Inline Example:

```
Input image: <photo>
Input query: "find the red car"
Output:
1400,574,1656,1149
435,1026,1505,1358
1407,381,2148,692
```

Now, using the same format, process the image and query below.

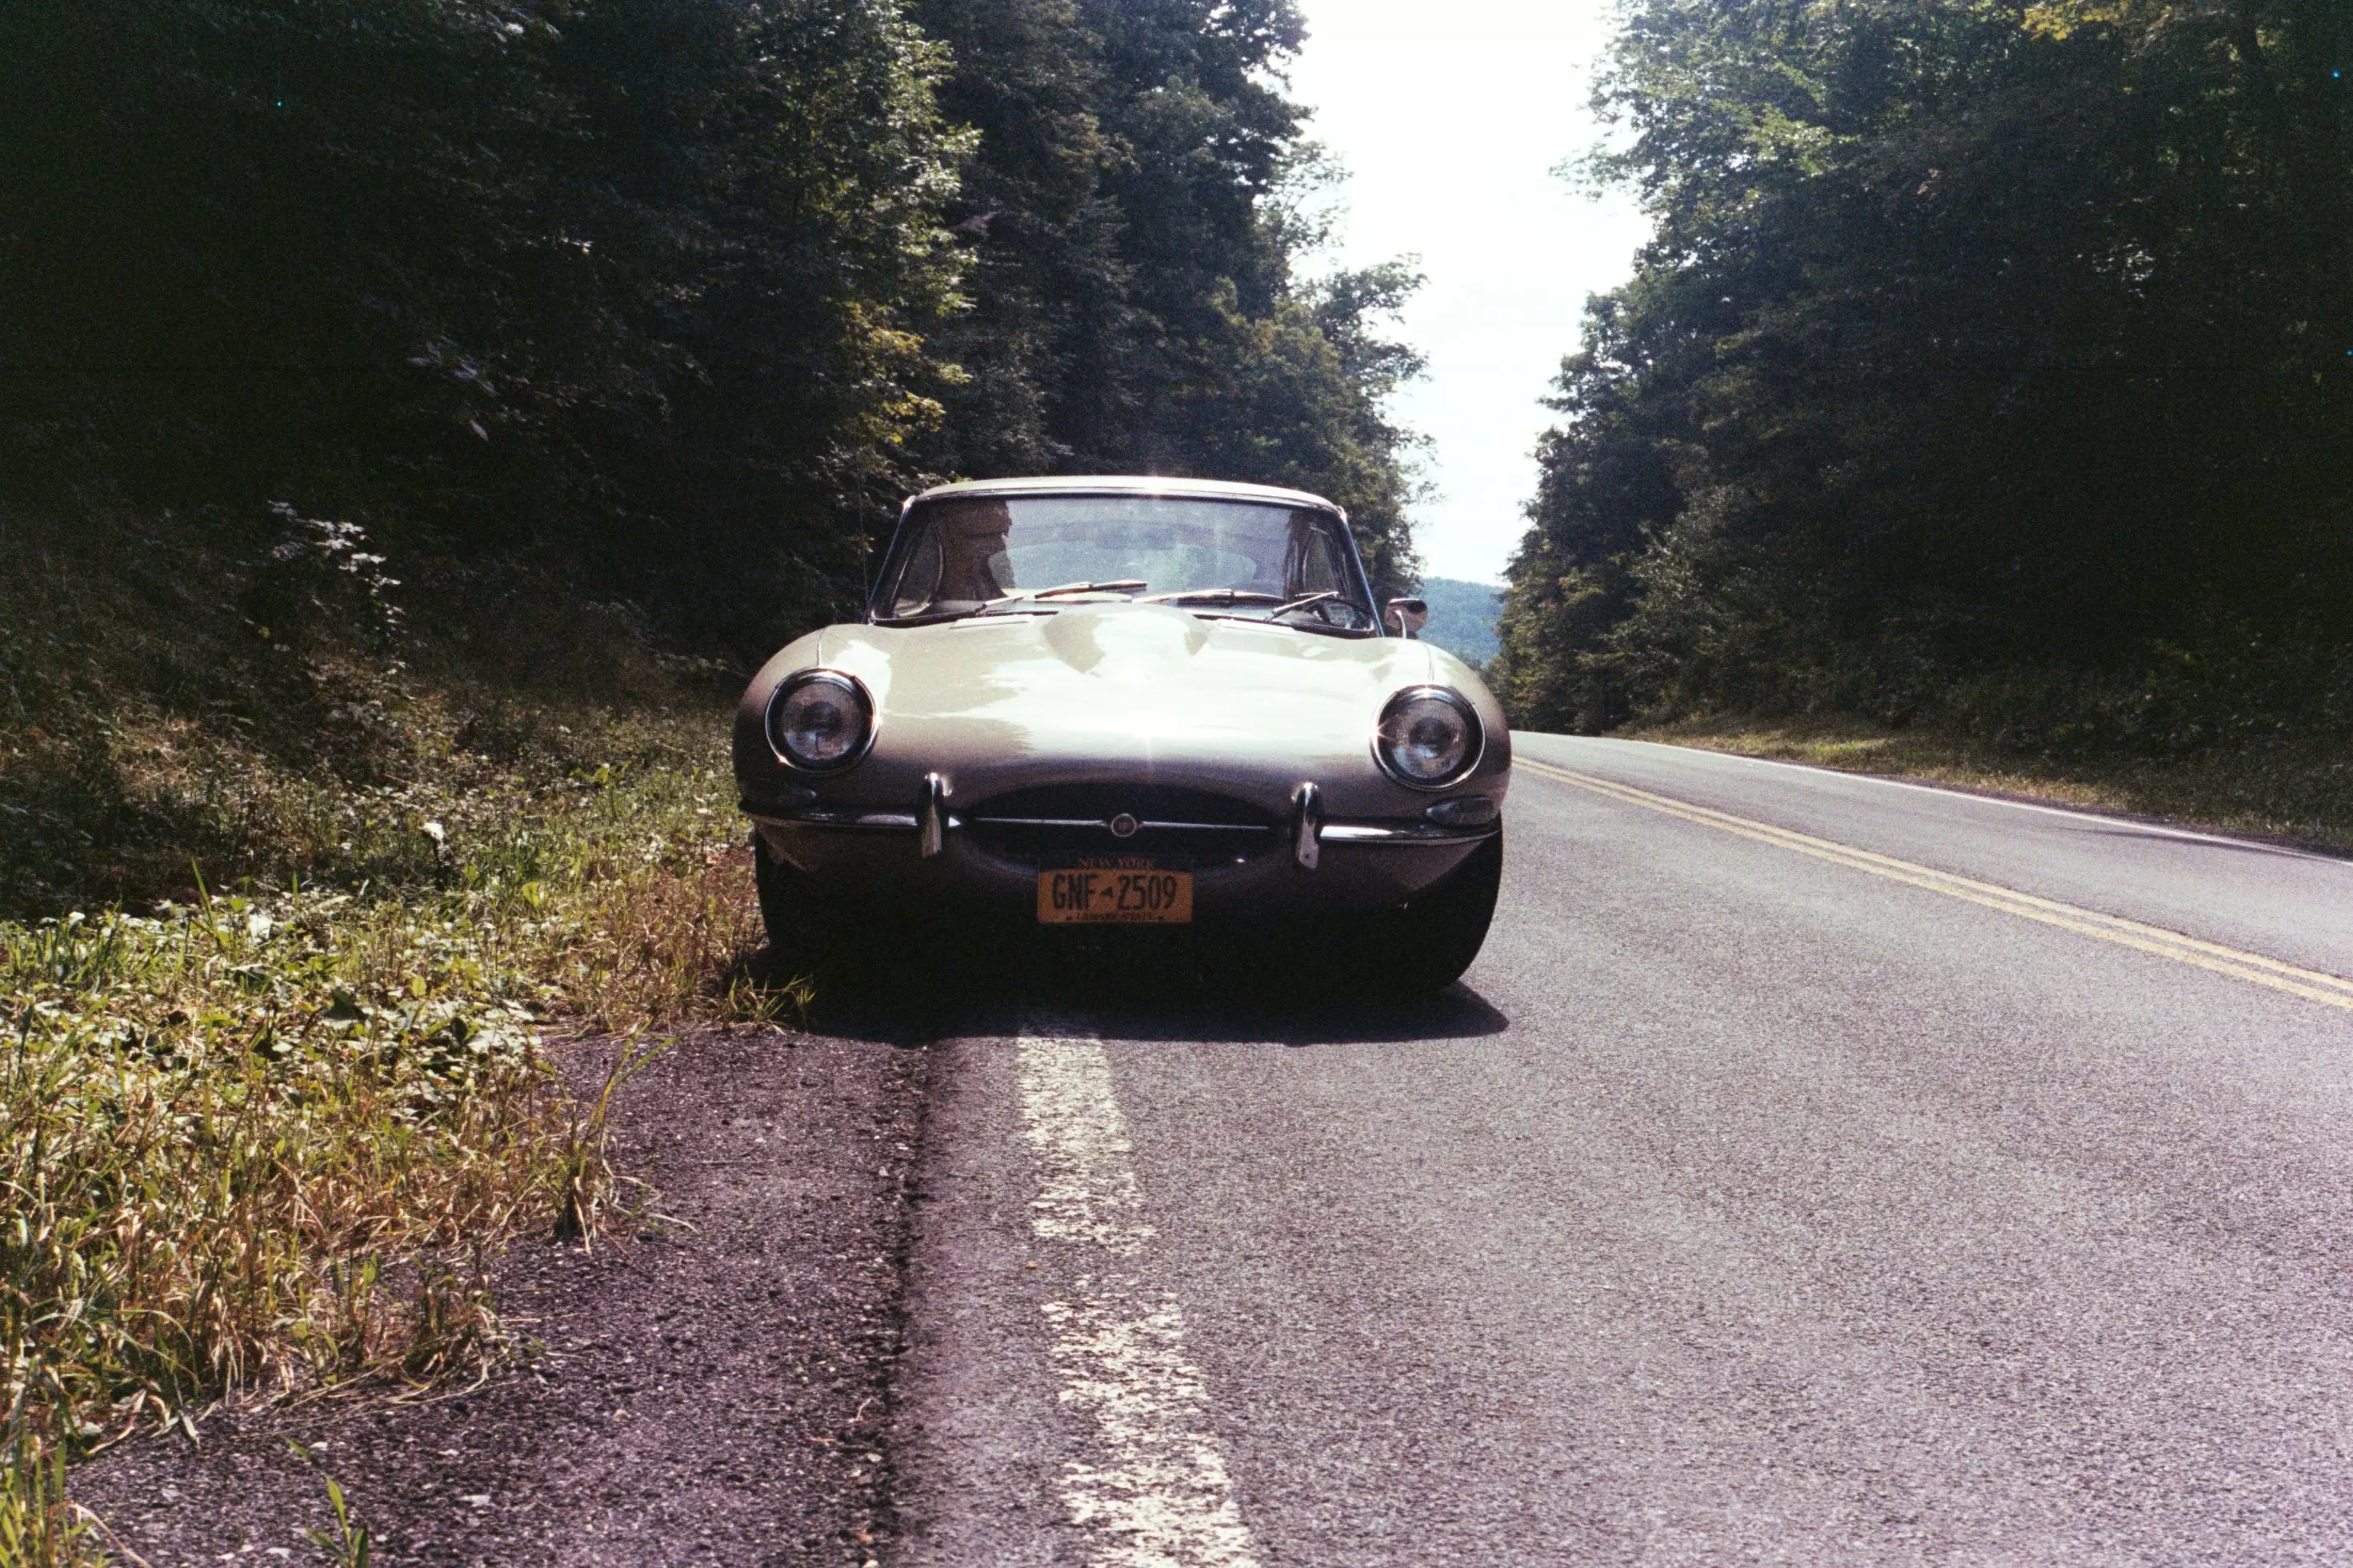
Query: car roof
906,474,1344,514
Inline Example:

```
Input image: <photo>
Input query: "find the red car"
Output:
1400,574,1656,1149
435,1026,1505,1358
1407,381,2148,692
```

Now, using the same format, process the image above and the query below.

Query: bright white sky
1286,0,1652,584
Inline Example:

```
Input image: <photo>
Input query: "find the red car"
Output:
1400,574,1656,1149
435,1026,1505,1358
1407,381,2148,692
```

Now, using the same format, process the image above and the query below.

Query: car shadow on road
778,931,1511,1047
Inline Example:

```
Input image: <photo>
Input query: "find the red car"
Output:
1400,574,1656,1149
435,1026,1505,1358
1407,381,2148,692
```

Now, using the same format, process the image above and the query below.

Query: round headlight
1374,686,1482,789
765,670,874,774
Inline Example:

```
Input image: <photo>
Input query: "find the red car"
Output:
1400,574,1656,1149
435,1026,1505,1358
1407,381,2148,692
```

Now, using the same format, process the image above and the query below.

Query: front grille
962,783,1279,868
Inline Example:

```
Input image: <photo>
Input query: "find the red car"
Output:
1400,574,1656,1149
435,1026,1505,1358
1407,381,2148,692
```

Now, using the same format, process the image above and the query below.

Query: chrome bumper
739,796,1499,854
741,786,1497,914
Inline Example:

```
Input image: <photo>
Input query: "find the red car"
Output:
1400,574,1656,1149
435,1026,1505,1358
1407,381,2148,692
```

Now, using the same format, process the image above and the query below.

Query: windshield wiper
1186,588,1374,630
880,579,1151,626
977,579,1148,614
1195,590,1343,621
1185,590,1367,634
1265,590,1342,618
1140,587,1284,606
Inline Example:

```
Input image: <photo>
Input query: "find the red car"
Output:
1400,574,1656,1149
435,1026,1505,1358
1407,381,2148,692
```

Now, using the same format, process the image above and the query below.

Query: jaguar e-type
733,476,1511,990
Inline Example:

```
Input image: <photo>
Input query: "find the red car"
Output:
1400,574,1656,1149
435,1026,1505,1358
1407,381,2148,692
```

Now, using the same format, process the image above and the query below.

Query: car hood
736,603,1510,818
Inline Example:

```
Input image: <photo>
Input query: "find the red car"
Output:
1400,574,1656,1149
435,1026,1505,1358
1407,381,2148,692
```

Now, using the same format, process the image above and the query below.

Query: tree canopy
0,0,1425,649
1491,0,2352,753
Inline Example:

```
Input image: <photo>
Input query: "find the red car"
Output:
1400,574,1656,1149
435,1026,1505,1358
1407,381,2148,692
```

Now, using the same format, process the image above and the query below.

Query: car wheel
751,832,919,995
1351,828,1502,994
752,831,835,967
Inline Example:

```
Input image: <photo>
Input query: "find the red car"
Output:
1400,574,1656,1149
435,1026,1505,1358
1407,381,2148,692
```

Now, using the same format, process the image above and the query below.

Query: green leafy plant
286,1441,372,1568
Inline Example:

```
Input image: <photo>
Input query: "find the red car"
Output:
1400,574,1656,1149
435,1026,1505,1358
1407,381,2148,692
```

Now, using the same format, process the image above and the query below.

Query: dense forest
0,0,1423,650
1491,0,2352,759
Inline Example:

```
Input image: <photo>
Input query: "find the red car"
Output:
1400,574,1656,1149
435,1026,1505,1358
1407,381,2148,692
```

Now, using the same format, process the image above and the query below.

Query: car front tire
750,831,922,991
1349,828,1502,994
752,830,836,968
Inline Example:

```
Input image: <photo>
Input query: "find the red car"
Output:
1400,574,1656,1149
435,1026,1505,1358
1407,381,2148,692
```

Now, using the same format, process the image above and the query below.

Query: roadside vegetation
1,500,786,1559
1491,0,2353,812
1629,713,2353,853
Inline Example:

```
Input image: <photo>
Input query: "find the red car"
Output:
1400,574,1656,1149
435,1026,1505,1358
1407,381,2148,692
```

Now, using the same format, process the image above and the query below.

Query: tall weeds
0,502,808,1544
0,730,792,1547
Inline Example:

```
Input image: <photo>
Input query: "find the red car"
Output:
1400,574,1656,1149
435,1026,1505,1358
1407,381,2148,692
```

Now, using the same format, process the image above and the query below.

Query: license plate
1037,863,1194,925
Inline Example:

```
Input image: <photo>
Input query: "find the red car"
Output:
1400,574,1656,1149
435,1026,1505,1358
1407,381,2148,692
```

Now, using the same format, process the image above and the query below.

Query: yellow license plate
1037,865,1194,925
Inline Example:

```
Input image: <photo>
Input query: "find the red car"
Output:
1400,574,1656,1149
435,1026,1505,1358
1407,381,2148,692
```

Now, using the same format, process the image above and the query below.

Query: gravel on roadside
73,1028,929,1567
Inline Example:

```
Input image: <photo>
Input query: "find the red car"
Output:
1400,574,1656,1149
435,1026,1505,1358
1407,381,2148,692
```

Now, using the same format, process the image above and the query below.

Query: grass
0,1436,94,1567
0,498,810,1559
1627,711,2353,853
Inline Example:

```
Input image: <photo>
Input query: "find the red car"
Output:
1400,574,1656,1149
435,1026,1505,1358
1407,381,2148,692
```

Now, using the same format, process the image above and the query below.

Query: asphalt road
888,737,2353,1566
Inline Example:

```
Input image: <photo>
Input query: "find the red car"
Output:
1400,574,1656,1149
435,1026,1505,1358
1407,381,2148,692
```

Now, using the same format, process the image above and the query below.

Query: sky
1285,0,1653,584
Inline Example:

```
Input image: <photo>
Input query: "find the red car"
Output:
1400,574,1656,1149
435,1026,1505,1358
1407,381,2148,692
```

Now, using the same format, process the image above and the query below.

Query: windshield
874,494,1378,632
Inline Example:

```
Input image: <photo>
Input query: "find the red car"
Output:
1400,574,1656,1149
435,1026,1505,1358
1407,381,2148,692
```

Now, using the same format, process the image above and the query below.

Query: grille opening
962,784,1279,869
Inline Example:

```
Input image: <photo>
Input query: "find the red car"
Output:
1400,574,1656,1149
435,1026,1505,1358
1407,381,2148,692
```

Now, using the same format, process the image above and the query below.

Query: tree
1492,0,2353,746
0,0,971,645
913,0,1428,596
0,0,1428,647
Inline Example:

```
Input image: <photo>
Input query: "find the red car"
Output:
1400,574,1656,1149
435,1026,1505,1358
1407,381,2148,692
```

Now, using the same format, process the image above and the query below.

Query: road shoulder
74,1029,926,1566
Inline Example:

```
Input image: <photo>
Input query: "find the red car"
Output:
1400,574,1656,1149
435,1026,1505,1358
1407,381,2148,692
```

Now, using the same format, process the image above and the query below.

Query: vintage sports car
733,476,1511,991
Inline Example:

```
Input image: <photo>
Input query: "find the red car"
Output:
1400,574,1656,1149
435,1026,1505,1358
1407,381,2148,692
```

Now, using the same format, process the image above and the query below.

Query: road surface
889,736,2353,1566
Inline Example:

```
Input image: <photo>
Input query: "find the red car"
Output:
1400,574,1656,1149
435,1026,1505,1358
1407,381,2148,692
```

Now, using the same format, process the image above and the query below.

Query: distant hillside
1415,577,1503,666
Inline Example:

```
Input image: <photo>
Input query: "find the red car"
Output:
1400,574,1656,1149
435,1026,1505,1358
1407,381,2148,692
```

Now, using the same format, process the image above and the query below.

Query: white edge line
1519,734,2352,867
1016,1032,1264,1568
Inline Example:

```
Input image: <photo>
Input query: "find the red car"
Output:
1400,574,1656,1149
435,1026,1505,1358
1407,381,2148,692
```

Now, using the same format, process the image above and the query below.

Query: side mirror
1385,597,1429,638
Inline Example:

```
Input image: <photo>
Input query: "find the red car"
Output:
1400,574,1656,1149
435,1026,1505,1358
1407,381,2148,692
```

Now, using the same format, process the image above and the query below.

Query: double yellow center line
1518,758,2353,1014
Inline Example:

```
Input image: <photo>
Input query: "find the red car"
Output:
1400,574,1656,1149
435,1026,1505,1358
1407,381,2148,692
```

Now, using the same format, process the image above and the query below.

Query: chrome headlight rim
764,668,878,775
1371,684,1484,791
